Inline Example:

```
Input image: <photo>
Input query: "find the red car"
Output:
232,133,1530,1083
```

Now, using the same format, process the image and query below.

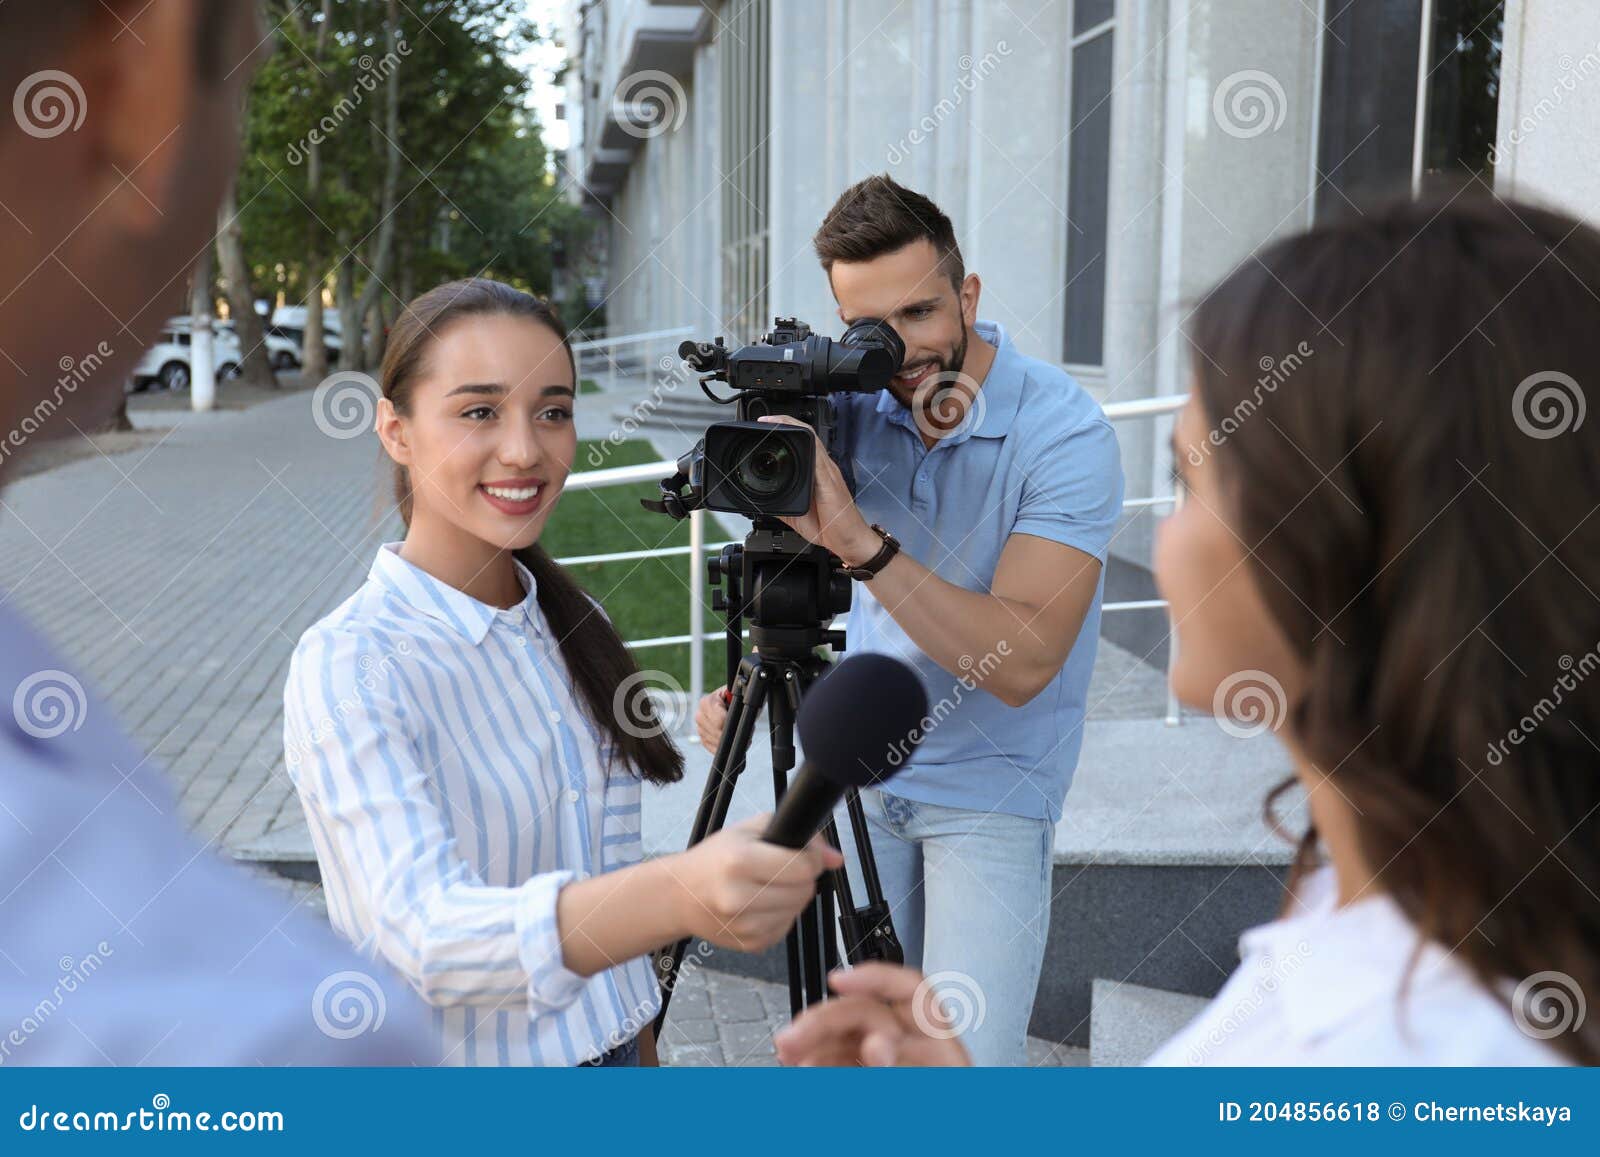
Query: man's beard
892,328,969,410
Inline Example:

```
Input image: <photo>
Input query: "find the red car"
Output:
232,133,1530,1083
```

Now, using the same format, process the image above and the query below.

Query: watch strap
843,524,900,580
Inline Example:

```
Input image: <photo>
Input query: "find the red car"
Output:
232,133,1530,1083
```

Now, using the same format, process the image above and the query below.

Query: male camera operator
696,174,1125,1064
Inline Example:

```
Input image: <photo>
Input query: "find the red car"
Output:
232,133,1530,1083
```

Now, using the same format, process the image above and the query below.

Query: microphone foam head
796,653,929,788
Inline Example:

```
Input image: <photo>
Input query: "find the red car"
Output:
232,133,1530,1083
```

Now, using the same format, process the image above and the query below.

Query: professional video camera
643,316,904,519
642,316,912,1026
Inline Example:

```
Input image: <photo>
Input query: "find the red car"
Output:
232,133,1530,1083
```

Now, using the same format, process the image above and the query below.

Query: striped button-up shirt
281,542,659,1066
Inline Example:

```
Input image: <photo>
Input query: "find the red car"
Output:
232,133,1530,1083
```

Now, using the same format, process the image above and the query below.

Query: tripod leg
652,659,769,1033
841,786,904,965
819,817,853,974
768,670,830,1012
707,667,769,834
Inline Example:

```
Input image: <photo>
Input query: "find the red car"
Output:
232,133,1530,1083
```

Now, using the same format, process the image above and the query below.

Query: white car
269,305,343,363
217,318,301,371
130,319,243,392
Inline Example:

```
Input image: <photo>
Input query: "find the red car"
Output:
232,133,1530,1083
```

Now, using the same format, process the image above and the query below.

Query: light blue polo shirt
832,319,1124,822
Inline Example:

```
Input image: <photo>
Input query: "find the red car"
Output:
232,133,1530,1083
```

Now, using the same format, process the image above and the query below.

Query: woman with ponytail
282,279,840,1067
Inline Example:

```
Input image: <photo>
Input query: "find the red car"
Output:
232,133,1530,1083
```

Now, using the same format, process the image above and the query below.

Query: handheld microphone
762,653,929,849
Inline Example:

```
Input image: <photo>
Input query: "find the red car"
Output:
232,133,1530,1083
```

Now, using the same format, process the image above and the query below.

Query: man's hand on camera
755,415,883,566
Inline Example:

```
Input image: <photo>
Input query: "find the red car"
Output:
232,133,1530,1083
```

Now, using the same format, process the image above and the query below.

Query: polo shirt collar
873,318,1023,444
369,541,540,645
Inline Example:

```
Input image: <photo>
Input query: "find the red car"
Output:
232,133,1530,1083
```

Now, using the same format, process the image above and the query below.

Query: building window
1317,0,1503,214
1422,0,1503,181
1063,2,1114,367
721,0,770,340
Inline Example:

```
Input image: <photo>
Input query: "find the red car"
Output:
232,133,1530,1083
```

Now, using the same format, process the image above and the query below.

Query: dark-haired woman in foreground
283,279,841,1066
775,194,1599,1066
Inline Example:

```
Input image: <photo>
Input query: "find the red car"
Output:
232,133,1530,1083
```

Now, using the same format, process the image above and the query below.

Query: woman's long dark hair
378,278,683,786
1189,194,1599,1063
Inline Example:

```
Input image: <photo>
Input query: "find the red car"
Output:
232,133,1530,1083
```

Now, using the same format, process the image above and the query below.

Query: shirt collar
1238,865,1459,1044
369,542,540,645
873,318,1024,444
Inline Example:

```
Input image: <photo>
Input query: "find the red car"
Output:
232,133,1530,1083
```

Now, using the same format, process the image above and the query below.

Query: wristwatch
842,524,900,581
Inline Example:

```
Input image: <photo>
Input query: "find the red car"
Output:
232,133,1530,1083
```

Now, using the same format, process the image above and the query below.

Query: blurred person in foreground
0,1,429,1063
775,193,1600,1067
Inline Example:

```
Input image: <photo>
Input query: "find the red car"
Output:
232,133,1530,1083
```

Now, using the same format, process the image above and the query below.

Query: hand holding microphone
669,817,842,953
665,653,927,954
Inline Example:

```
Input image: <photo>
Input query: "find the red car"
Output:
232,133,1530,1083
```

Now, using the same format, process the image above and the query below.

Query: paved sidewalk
247,867,1086,1067
0,392,397,859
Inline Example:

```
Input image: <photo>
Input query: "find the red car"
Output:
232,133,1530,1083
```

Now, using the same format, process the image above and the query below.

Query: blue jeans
578,1035,639,1067
841,788,1054,1066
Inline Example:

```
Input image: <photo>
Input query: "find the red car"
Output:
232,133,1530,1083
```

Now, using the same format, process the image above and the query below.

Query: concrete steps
1089,979,1210,1066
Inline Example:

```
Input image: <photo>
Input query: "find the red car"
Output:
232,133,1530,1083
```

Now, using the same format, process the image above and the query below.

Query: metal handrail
570,326,695,352
554,392,1190,727
570,326,695,395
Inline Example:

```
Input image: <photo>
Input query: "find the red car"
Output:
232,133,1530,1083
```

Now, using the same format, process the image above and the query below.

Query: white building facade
566,0,1599,581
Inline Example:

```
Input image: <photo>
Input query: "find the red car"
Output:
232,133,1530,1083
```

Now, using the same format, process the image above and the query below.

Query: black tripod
653,523,902,1030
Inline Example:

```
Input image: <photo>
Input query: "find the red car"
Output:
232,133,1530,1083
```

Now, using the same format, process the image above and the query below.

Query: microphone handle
762,762,842,849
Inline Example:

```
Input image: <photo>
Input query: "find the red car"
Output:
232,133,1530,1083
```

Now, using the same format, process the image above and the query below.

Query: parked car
130,319,243,392
269,305,343,363
216,318,301,371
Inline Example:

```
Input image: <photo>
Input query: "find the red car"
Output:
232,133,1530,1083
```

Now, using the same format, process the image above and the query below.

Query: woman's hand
668,815,844,952
773,963,975,1067
695,685,729,752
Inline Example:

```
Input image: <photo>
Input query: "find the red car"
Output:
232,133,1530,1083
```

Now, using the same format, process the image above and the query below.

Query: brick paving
247,867,1086,1066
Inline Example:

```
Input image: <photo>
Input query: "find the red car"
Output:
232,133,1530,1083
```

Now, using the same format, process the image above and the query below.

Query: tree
217,179,278,388
235,0,580,370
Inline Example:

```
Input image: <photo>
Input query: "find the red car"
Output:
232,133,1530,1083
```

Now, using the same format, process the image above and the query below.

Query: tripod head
709,519,853,671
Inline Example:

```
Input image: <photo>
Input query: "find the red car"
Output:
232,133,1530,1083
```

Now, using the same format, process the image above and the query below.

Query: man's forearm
849,544,1065,708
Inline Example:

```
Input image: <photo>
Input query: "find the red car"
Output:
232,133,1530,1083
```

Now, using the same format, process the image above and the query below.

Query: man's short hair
1,0,233,95
813,174,966,292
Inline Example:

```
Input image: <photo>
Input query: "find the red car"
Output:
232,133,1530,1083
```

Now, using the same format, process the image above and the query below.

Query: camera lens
735,433,795,498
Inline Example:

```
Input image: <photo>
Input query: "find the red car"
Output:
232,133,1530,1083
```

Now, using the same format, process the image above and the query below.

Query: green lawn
541,439,727,690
